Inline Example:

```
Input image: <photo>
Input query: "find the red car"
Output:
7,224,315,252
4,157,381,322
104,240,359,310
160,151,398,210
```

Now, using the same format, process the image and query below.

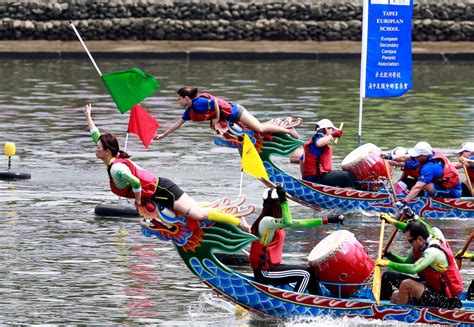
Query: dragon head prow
140,195,257,253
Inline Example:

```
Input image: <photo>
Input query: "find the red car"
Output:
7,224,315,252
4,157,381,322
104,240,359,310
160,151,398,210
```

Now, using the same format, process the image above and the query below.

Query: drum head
341,143,379,167
308,229,355,265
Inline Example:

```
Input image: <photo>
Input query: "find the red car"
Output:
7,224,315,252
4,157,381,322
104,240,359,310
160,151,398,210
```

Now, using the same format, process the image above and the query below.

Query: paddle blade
241,134,269,180
372,266,382,305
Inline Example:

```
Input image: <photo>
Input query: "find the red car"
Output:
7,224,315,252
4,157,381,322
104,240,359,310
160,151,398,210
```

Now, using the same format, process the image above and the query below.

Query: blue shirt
181,97,216,121
404,158,419,170
417,154,444,184
308,132,326,156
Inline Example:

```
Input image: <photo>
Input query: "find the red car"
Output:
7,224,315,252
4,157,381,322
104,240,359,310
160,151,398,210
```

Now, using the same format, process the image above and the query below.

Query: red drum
308,230,374,298
341,143,391,191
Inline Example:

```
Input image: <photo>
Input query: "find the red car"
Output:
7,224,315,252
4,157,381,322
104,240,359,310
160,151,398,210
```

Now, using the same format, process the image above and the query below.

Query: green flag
101,68,159,114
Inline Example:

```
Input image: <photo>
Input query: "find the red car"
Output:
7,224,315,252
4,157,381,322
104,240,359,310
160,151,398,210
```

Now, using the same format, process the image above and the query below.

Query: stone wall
0,1,472,41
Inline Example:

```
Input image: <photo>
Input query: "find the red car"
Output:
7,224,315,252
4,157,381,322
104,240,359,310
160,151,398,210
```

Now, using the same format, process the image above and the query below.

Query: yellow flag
241,134,269,180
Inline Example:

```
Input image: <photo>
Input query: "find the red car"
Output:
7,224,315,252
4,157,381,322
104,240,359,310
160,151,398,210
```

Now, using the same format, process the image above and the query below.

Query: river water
0,59,473,325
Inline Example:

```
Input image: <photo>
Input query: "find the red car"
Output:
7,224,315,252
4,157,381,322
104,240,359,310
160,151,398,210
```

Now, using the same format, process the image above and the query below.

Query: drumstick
334,122,344,144
463,166,473,196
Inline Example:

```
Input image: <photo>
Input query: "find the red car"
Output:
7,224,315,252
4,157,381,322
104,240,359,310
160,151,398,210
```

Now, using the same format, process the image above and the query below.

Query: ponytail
118,150,131,159
177,86,199,99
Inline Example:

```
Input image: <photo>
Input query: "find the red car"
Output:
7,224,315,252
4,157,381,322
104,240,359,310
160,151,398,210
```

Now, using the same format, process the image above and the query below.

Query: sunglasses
407,237,416,243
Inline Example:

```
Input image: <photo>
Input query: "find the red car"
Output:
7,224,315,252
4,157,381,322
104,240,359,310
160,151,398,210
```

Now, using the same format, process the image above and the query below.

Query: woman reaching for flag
154,87,299,141
84,103,250,231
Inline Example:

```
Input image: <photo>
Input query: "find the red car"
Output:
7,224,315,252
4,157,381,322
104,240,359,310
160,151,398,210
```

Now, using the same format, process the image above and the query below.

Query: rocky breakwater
0,1,472,41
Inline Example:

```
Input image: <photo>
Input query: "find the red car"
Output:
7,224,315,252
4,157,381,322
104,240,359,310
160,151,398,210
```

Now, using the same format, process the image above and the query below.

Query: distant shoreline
0,40,472,60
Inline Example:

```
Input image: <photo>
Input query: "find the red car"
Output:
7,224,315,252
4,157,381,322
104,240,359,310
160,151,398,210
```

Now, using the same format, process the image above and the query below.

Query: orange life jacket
108,157,158,199
301,133,332,178
249,229,286,270
429,151,460,188
413,240,463,298
188,93,234,121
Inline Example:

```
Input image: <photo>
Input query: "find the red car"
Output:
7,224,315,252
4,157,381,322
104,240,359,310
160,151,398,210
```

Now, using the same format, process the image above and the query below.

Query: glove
402,207,415,220
275,184,287,203
326,214,344,225
383,250,392,259
379,213,396,225
375,259,390,267
380,153,393,160
395,199,407,211
455,250,472,260
331,129,343,138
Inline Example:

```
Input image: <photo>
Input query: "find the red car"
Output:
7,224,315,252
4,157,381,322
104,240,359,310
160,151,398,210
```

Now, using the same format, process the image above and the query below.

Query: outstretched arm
154,118,186,141
84,103,100,144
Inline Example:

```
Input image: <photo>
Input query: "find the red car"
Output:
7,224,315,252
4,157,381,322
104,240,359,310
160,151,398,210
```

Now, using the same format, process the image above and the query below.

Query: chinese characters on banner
364,0,413,98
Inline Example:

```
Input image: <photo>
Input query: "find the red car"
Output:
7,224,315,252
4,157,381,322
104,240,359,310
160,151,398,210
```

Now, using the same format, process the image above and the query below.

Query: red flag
128,104,159,148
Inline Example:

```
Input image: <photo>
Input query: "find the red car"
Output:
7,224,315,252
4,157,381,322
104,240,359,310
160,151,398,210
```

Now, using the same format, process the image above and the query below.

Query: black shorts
153,177,185,209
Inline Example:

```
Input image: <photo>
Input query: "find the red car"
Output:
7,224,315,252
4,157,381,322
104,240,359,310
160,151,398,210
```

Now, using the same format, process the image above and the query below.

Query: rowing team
84,93,472,310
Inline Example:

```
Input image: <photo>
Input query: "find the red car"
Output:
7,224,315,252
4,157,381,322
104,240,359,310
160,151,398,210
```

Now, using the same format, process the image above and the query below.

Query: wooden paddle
334,122,344,144
372,219,385,306
456,232,474,269
462,165,473,196
381,158,404,255
382,212,406,256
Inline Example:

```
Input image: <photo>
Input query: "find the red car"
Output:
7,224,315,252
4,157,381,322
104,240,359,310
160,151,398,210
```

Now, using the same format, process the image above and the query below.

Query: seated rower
453,142,474,196
383,146,419,194
84,103,250,231
390,142,461,207
376,221,463,309
300,119,355,188
249,185,344,295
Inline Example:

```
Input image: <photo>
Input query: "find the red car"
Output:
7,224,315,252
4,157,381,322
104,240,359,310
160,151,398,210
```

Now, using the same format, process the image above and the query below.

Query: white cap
455,142,474,153
392,146,407,157
315,119,337,131
408,142,433,157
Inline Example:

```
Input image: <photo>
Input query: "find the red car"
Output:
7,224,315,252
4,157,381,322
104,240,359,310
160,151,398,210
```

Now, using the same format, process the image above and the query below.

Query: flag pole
358,0,369,147
124,132,130,153
69,21,102,76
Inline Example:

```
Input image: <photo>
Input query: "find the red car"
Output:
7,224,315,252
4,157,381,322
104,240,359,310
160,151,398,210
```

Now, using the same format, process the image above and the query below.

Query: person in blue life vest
300,119,355,188
453,142,474,196
388,142,461,208
376,221,463,309
154,87,299,141
249,185,344,295
84,104,250,232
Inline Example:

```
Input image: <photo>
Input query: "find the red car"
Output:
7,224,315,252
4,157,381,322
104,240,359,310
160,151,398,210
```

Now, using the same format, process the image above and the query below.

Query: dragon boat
213,120,474,219
139,199,474,325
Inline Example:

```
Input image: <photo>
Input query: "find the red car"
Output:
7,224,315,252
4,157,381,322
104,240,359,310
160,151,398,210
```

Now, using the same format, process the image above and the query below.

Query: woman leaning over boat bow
154,87,299,141
84,103,250,231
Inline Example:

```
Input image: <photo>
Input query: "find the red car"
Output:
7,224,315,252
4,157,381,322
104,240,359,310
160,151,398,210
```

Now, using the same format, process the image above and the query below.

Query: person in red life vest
376,221,463,309
383,146,420,195
300,119,355,188
84,104,250,231
453,142,474,196
389,142,461,209
249,185,344,294
153,87,299,141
